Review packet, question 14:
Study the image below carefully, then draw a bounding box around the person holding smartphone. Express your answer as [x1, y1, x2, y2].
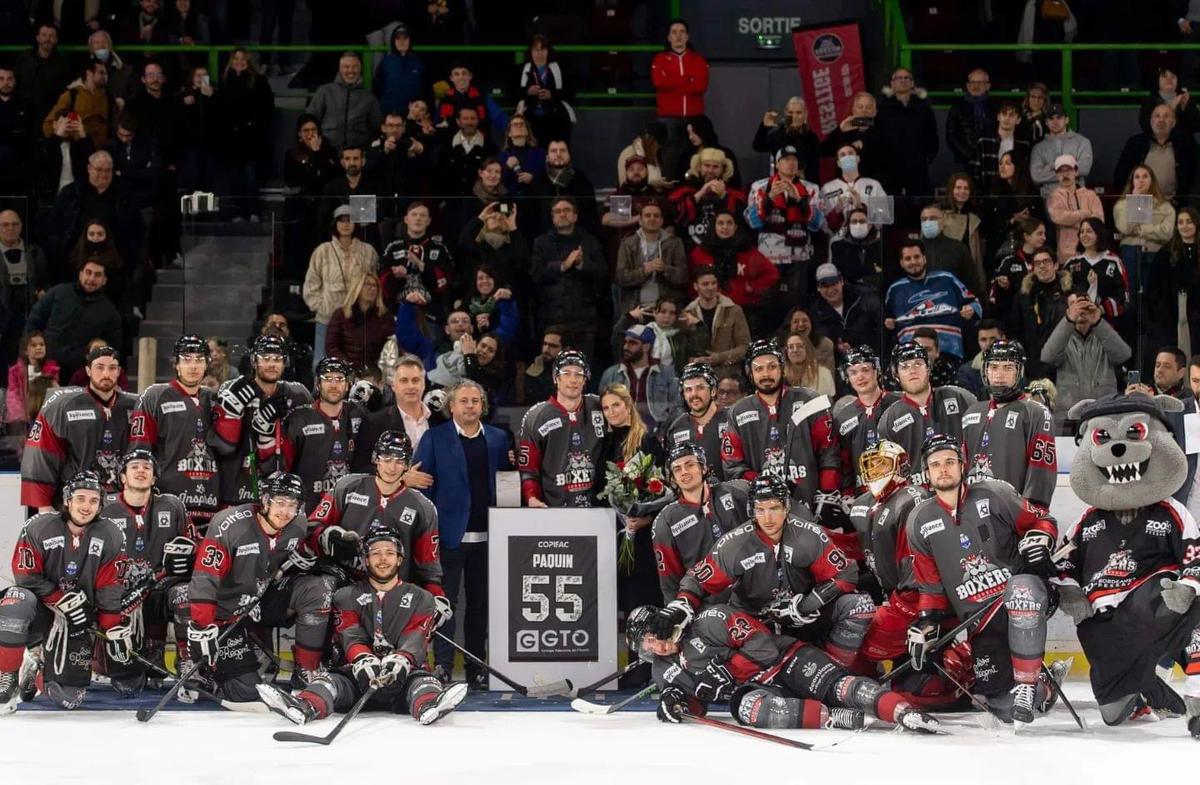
[1039, 291, 1132, 432]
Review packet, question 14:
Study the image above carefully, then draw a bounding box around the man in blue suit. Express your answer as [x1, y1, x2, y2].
[414, 379, 514, 689]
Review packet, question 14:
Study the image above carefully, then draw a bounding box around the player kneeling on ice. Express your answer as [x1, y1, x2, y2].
[627, 604, 940, 732]
[905, 434, 1062, 725]
[257, 525, 466, 726]
[0, 471, 130, 713]
[1054, 394, 1200, 734]
[183, 473, 335, 706]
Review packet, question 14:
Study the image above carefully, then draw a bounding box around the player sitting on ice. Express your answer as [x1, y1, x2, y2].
[626, 603, 941, 732]
[1055, 393, 1200, 734]
[650, 475, 874, 670]
[905, 433, 1063, 725]
[0, 471, 130, 713]
[257, 525, 467, 726]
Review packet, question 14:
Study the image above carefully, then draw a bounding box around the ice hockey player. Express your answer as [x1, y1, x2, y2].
[905, 433, 1059, 724]
[663, 363, 730, 482]
[184, 472, 335, 703]
[209, 334, 312, 508]
[961, 340, 1056, 508]
[831, 345, 900, 495]
[97, 449, 193, 691]
[877, 343, 976, 483]
[268, 356, 367, 510]
[1054, 394, 1200, 734]
[129, 335, 221, 532]
[256, 525, 467, 726]
[307, 430, 449, 621]
[0, 471, 131, 713]
[517, 349, 606, 508]
[652, 476, 873, 669]
[651, 443, 749, 603]
[627, 603, 941, 732]
[20, 345, 137, 511]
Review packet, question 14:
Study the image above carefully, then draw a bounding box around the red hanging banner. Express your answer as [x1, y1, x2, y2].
[793, 23, 866, 141]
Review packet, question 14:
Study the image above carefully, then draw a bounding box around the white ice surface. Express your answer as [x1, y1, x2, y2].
[3, 683, 1195, 785]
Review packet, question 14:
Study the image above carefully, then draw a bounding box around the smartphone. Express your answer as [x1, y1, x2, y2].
[1127, 370, 1141, 386]
[498, 203, 512, 216]
[201, 74, 211, 86]
[852, 117, 874, 129]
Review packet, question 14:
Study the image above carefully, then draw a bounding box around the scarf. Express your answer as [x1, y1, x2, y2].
[547, 164, 575, 188]
[964, 92, 990, 128]
[647, 322, 678, 368]
[472, 179, 505, 204]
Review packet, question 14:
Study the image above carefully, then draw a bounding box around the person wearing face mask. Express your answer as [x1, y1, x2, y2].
[916, 203, 982, 300]
[828, 206, 882, 289]
[84, 31, 133, 102]
[819, 145, 886, 235]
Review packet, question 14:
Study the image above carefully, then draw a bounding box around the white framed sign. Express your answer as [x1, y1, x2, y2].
[487, 508, 618, 691]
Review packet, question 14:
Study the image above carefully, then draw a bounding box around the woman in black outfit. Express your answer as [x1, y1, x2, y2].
[283, 113, 339, 280]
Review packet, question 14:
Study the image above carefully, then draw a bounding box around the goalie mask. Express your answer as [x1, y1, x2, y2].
[859, 440, 909, 498]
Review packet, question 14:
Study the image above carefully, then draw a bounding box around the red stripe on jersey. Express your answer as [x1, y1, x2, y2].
[211, 406, 244, 445]
[721, 431, 746, 471]
[346, 643, 372, 662]
[688, 554, 735, 603]
[402, 613, 434, 637]
[335, 608, 361, 634]
[521, 478, 543, 503]
[0, 644, 23, 672]
[19, 480, 56, 509]
[190, 600, 218, 627]
[654, 543, 685, 579]
[128, 411, 158, 450]
[12, 541, 44, 582]
[25, 413, 66, 457]
[910, 551, 950, 613]
[517, 439, 542, 474]
[1014, 499, 1057, 540]
[726, 652, 763, 683]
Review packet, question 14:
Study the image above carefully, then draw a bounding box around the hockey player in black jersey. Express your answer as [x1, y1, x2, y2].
[832, 346, 900, 496]
[256, 525, 467, 726]
[663, 363, 730, 483]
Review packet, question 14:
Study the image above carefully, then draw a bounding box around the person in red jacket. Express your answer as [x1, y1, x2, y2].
[688, 210, 778, 335]
[651, 19, 709, 177]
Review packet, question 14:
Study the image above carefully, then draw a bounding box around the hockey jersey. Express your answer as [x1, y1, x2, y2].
[188, 502, 307, 626]
[20, 386, 138, 508]
[308, 473, 442, 595]
[12, 512, 127, 629]
[517, 394, 606, 507]
[877, 387, 977, 483]
[209, 378, 312, 507]
[100, 491, 190, 574]
[333, 579, 436, 666]
[664, 407, 731, 483]
[849, 483, 930, 596]
[721, 389, 840, 506]
[884, 272, 981, 359]
[651, 480, 750, 603]
[268, 401, 368, 510]
[128, 381, 220, 529]
[832, 391, 901, 493]
[961, 397, 1056, 508]
[1063, 252, 1128, 319]
[1054, 499, 1200, 612]
[906, 479, 1057, 618]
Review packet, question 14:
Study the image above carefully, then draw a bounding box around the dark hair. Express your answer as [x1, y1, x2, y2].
[1170, 206, 1200, 262]
[456, 104, 479, 118]
[943, 172, 975, 211]
[141, 59, 164, 77]
[693, 265, 718, 281]
[551, 196, 577, 212]
[525, 34, 556, 63]
[20, 330, 46, 361]
[996, 150, 1035, 195]
[913, 326, 938, 342]
[640, 199, 664, 216]
[665, 17, 691, 50]
[1189, 354, 1200, 370]
[898, 239, 926, 257]
[449, 60, 471, 73]
[84, 57, 105, 77]
[977, 318, 1004, 334]
[1076, 216, 1110, 254]
[478, 156, 501, 172]
[340, 145, 364, 157]
[653, 296, 679, 311]
[340, 51, 363, 63]
[1158, 346, 1188, 369]
[998, 101, 1021, 115]
[117, 114, 137, 132]
[295, 112, 319, 132]
[687, 114, 719, 148]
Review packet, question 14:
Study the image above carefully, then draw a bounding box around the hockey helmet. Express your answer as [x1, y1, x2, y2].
[361, 523, 405, 560]
[743, 339, 784, 378]
[859, 440, 909, 497]
[626, 604, 660, 652]
[64, 470, 104, 499]
[920, 432, 962, 467]
[372, 430, 413, 465]
[552, 349, 590, 382]
[250, 334, 290, 367]
[840, 345, 880, 382]
[667, 442, 708, 478]
[890, 341, 928, 371]
[173, 334, 210, 363]
[118, 448, 158, 480]
[315, 356, 353, 380]
[983, 339, 1026, 404]
[261, 472, 304, 504]
[750, 475, 790, 507]
[679, 362, 718, 396]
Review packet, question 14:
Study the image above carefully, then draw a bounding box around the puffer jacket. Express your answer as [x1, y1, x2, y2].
[308, 75, 383, 150]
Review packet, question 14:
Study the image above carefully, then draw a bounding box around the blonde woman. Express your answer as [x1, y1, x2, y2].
[326, 274, 395, 371]
[303, 204, 379, 371]
[1112, 163, 1176, 296]
[783, 333, 835, 396]
[942, 172, 985, 282]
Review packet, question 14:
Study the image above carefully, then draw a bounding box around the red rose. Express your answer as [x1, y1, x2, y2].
[633, 476, 645, 488]
[647, 478, 665, 495]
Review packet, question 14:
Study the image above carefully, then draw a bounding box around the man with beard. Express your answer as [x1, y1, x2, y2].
[0, 471, 129, 713]
[129, 336, 221, 533]
[664, 363, 730, 481]
[96, 449, 192, 694]
[209, 334, 312, 509]
[531, 198, 607, 359]
[256, 525, 467, 726]
[598, 325, 679, 429]
[320, 145, 376, 231]
[529, 139, 597, 233]
[268, 356, 368, 511]
[884, 240, 980, 361]
[877, 342, 976, 484]
[21, 345, 136, 511]
[601, 156, 665, 240]
[832, 346, 900, 495]
[669, 147, 745, 249]
[522, 327, 565, 405]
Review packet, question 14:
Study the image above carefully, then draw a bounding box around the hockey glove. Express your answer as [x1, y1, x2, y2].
[1017, 531, 1054, 577]
[318, 525, 360, 561]
[433, 594, 453, 629]
[250, 395, 286, 445]
[217, 376, 259, 418]
[764, 593, 820, 627]
[657, 685, 687, 724]
[379, 651, 412, 686]
[282, 544, 318, 575]
[187, 622, 219, 667]
[813, 491, 851, 528]
[1160, 577, 1198, 615]
[1056, 583, 1094, 623]
[103, 623, 135, 665]
[54, 590, 93, 636]
[162, 536, 196, 577]
[694, 662, 735, 704]
[905, 613, 941, 673]
[648, 598, 694, 641]
[351, 653, 383, 691]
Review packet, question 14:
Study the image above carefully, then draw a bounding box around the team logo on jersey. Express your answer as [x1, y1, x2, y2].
[892, 412, 914, 431]
[670, 515, 698, 537]
[346, 492, 370, 506]
[975, 499, 991, 518]
[735, 410, 760, 426]
[719, 494, 735, 512]
[955, 553, 1010, 603]
[1004, 411, 1019, 429]
[944, 399, 959, 415]
[1101, 549, 1138, 580]
[160, 401, 187, 414]
[591, 411, 605, 438]
[398, 593, 413, 608]
[88, 537, 104, 556]
[839, 415, 859, 435]
[919, 520, 945, 537]
[537, 418, 563, 437]
[1006, 584, 1040, 613]
[157, 511, 173, 528]
[571, 432, 582, 448]
[959, 533, 972, 550]
[236, 543, 260, 556]
[180, 439, 217, 479]
[1145, 519, 1172, 537]
[399, 507, 416, 525]
[356, 592, 372, 606]
[67, 409, 97, 422]
[302, 424, 325, 436]
[65, 560, 79, 576]
[559, 451, 596, 493]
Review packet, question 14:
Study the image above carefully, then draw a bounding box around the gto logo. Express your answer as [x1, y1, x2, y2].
[514, 628, 590, 653]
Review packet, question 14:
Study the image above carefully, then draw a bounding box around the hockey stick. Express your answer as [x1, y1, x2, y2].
[571, 660, 644, 697]
[680, 712, 815, 750]
[432, 630, 572, 698]
[571, 683, 656, 715]
[273, 683, 380, 745]
[881, 595, 1005, 686]
[928, 659, 999, 730]
[1040, 663, 1087, 730]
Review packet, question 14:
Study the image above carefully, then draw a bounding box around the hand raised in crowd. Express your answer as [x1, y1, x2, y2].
[679, 310, 701, 328]
[628, 305, 647, 321]
[959, 304, 976, 320]
[405, 290, 428, 306]
[459, 334, 477, 355]
[762, 110, 779, 127]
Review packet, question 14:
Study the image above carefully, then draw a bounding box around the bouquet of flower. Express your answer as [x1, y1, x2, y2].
[597, 451, 674, 573]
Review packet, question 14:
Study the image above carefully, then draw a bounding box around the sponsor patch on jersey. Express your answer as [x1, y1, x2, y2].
[688, 639, 707, 655]
[878, 509, 891, 528]
[346, 492, 370, 506]
[892, 412, 915, 431]
[42, 535, 65, 550]
[286, 538, 298, 550]
[735, 410, 760, 426]
[400, 507, 416, 525]
[236, 543, 260, 556]
[975, 499, 991, 518]
[537, 418, 563, 437]
[1145, 519, 1172, 537]
[783, 545, 794, 562]
[88, 537, 104, 556]
[302, 424, 326, 436]
[739, 552, 767, 569]
[839, 415, 859, 435]
[66, 409, 97, 422]
[1005, 411, 1019, 429]
[356, 592, 372, 606]
[157, 511, 173, 528]
[961, 412, 982, 426]
[670, 514, 699, 537]
[850, 505, 870, 518]
[1082, 520, 1105, 542]
[719, 493, 735, 511]
[919, 520, 945, 537]
[672, 430, 691, 444]
[398, 593, 413, 608]
[160, 401, 187, 414]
